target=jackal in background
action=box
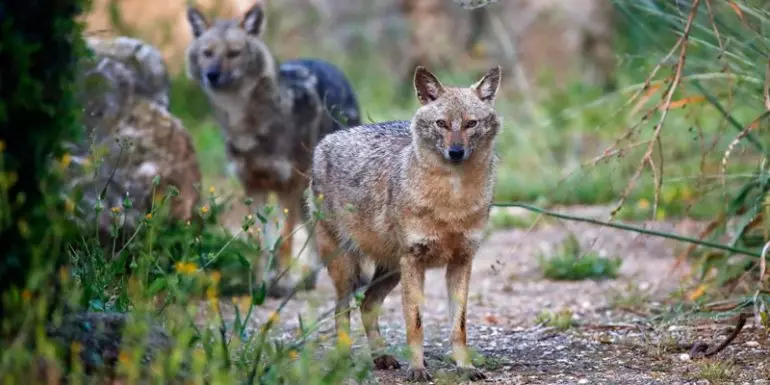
[308,65,502,382]
[185,2,361,297]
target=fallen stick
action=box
[689,312,748,359]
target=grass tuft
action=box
[538,234,623,281]
[535,309,575,331]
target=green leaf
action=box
[148,278,167,295]
[252,281,266,306]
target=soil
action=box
[215,204,770,385]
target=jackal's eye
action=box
[203,49,214,58]
[435,119,449,129]
[227,50,241,59]
[464,119,478,128]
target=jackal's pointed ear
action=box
[414,66,445,105]
[472,66,502,104]
[187,6,210,38]
[241,3,266,37]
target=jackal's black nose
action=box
[205,70,221,85]
[448,146,465,162]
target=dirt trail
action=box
[216,205,770,384]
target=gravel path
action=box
[215,204,770,384]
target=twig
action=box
[721,110,770,191]
[610,0,701,220]
[703,0,724,51]
[491,202,761,258]
[765,59,770,112]
[689,312,747,358]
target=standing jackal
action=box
[308,65,502,382]
[185,2,361,297]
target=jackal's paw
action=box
[456,367,487,381]
[373,355,400,370]
[406,367,433,382]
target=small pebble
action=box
[578,379,589,384]
[678,353,691,361]
[746,341,760,347]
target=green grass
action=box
[607,281,653,312]
[694,360,734,384]
[534,309,576,330]
[538,234,623,281]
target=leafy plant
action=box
[538,233,623,281]
[534,309,576,330]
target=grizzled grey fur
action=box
[185,2,361,297]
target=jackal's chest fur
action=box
[398,173,491,267]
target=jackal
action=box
[185,2,361,297]
[308,65,502,382]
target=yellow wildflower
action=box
[283,208,289,214]
[145,213,153,220]
[288,350,299,360]
[268,311,280,324]
[247,214,253,220]
[210,270,221,285]
[201,205,209,214]
[60,153,72,168]
[111,207,121,214]
[337,330,352,348]
[209,186,216,194]
[118,351,130,365]
[636,199,650,210]
[175,261,198,275]
[318,193,324,201]
[655,208,667,221]
[687,284,708,301]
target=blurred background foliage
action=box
[80,0,767,213]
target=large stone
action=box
[85,36,171,108]
[67,36,201,243]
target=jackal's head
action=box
[411,66,502,164]
[185,3,274,92]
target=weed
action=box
[608,281,653,312]
[538,234,622,281]
[535,309,575,330]
[694,359,734,384]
